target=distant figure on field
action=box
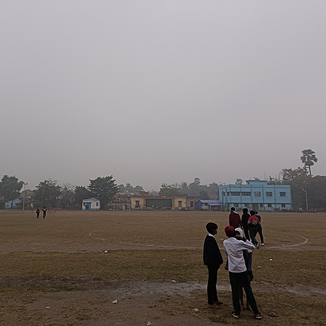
[203,222,224,308]
[248,210,260,248]
[36,208,40,219]
[42,207,47,219]
[255,211,264,246]
[241,208,250,240]
[223,226,262,320]
[229,207,242,229]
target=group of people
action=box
[203,207,265,320]
[35,207,47,218]
[229,207,264,248]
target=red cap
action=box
[225,226,235,237]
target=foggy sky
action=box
[1,1,325,191]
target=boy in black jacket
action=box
[203,222,224,307]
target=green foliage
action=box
[301,149,318,176]
[74,186,91,206]
[158,184,183,196]
[0,175,23,204]
[119,183,144,194]
[59,184,75,210]
[33,180,61,208]
[88,176,119,209]
[281,168,309,210]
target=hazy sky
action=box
[1,1,325,191]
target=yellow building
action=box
[130,195,187,210]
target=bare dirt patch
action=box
[0,210,325,325]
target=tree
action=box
[188,178,201,196]
[59,184,75,210]
[281,168,309,210]
[301,149,318,177]
[33,180,61,208]
[0,175,23,203]
[158,183,183,196]
[180,182,189,195]
[307,176,326,210]
[199,190,209,200]
[74,186,91,207]
[88,176,119,209]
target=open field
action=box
[0,210,325,326]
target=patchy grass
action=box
[0,210,325,325]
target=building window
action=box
[281,204,286,207]
[234,203,239,207]
[266,192,273,197]
[135,200,140,208]
[280,192,286,197]
[228,192,241,196]
[96,202,99,206]
[242,192,251,196]
[254,191,261,197]
[259,203,264,208]
[178,201,182,208]
[190,201,194,208]
[268,203,272,207]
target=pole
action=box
[22,182,28,210]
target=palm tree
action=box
[301,149,318,177]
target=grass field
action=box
[0,210,325,325]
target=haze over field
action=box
[1,1,325,191]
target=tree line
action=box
[0,149,324,211]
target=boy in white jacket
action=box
[223,226,262,320]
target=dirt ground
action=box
[0,210,325,326]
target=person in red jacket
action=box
[229,207,242,229]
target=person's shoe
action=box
[255,313,262,320]
[231,312,240,319]
[261,243,265,246]
[214,300,223,305]
[255,243,260,249]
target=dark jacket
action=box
[203,235,223,267]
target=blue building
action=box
[197,200,223,211]
[5,198,22,209]
[219,180,292,212]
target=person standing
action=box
[248,210,260,248]
[36,208,40,219]
[241,208,250,240]
[229,207,242,229]
[223,226,262,320]
[255,211,264,246]
[203,222,224,308]
[42,207,47,219]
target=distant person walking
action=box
[42,207,47,219]
[223,226,262,320]
[255,211,264,246]
[248,210,260,248]
[229,207,242,229]
[36,208,40,219]
[241,208,250,240]
[203,222,224,308]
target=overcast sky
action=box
[1,1,325,191]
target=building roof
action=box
[199,200,222,206]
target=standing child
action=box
[223,226,262,320]
[203,222,224,308]
[36,208,40,219]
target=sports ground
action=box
[0,210,325,325]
